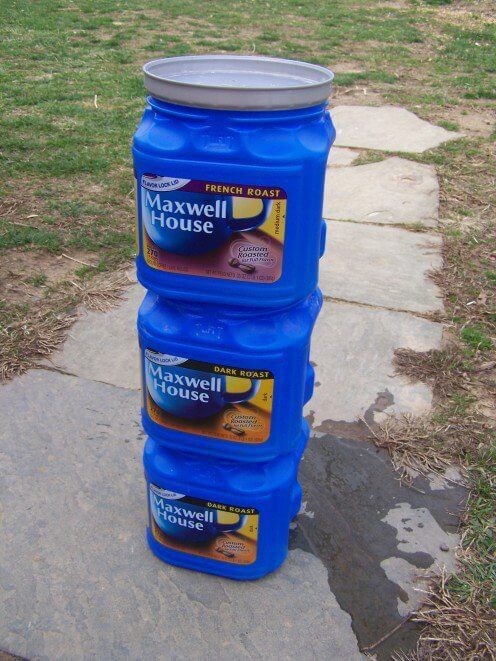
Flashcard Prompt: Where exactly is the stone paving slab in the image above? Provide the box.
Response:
[44,284,144,390]
[0,370,363,661]
[331,105,463,153]
[43,283,444,431]
[323,157,439,227]
[0,369,462,661]
[293,434,464,659]
[328,146,359,167]
[320,220,444,313]
[307,300,443,426]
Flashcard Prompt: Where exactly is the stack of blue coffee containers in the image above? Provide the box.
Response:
[133,55,334,579]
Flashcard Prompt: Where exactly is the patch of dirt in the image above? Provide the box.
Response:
[445,107,495,138]
[0,249,100,306]
[472,380,496,420]
[123,7,330,61]
[414,100,496,139]
[120,7,176,21]
[331,62,365,74]
[0,176,125,232]
[437,1,496,24]
[329,88,387,105]
[377,0,410,7]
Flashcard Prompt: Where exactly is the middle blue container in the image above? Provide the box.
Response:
[138,288,322,462]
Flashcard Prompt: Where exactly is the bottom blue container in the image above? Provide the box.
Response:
[144,421,308,580]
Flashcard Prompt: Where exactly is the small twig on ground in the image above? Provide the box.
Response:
[362,614,413,652]
[60,253,96,267]
[6,220,34,228]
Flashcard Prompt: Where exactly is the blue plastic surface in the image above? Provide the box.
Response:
[144,421,308,579]
[138,289,322,462]
[133,98,334,309]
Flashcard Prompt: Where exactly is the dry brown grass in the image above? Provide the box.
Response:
[410,573,496,660]
[371,338,494,481]
[369,413,471,480]
[398,494,496,661]
[393,346,469,399]
[433,229,495,333]
[0,299,77,381]
[66,269,134,312]
[0,269,133,381]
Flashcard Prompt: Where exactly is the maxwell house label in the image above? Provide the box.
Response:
[144,349,274,444]
[149,484,259,565]
[140,175,287,282]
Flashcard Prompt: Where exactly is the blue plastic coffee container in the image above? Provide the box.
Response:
[133,55,334,309]
[138,289,322,462]
[144,422,308,580]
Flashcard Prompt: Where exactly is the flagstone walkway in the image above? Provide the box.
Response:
[0,106,466,660]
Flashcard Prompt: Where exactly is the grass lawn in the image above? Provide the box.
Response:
[1,0,495,657]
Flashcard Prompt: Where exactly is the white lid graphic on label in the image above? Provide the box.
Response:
[145,349,188,366]
[141,175,190,192]
[150,484,185,500]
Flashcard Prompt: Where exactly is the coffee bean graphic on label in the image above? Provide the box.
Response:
[228,257,256,274]
[223,423,245,437]
[215,546,236,558]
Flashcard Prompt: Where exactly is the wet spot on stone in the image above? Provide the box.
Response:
[292,433,466,659]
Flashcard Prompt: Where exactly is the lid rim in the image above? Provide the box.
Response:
[142,55,333,111]
[145,77,331,93]
[145,94,329,112]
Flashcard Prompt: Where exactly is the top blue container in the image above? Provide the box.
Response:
[133,55,334,309]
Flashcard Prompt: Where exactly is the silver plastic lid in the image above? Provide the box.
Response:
[143,55,333,111]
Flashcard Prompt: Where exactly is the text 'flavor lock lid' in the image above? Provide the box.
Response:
[143,55,333,111]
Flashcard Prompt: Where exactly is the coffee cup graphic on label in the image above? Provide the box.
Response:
[145,349,261,420]
[150,485,247,544]
[142,183,272,256]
